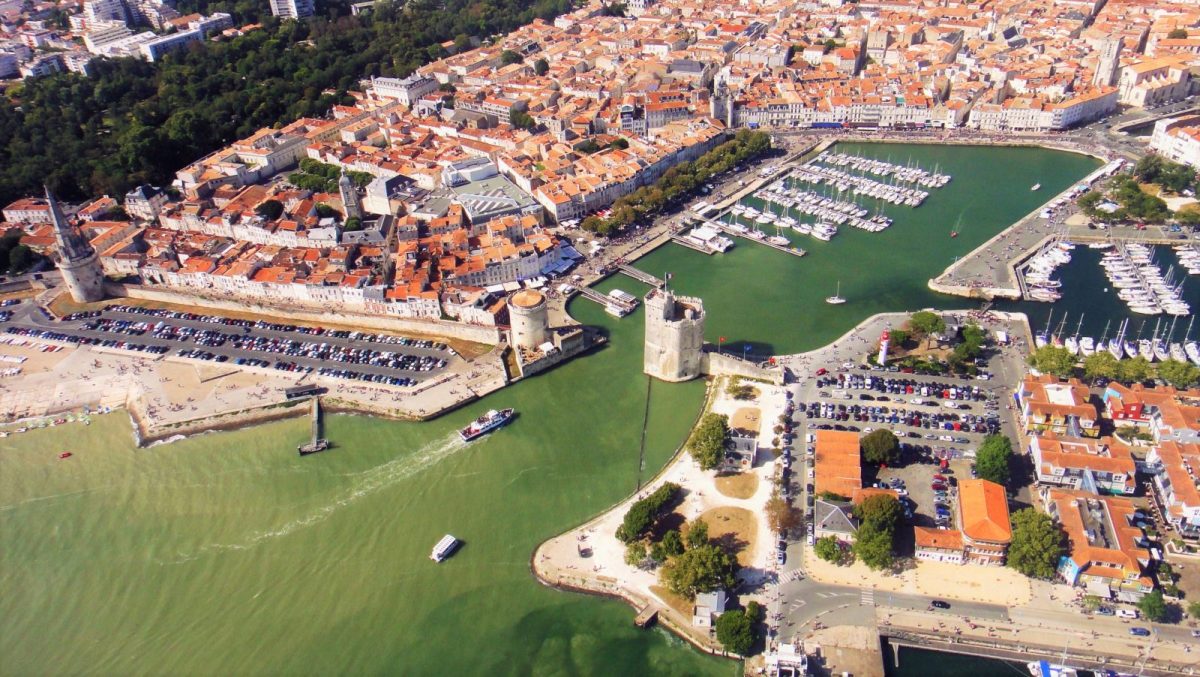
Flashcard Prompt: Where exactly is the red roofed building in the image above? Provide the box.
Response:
[956,479,1011,565]
[914,526,964,564]
[1046,489,1152,602]
[1145,441,1200,539]
[1028,432,1136,495]
[1018,374,1099,438]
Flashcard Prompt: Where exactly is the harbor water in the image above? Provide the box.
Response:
[0,143,1099,675]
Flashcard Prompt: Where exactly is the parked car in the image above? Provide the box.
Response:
[930,600,950,609]
[1129,627,1150,637]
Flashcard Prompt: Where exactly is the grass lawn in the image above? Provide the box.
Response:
[714,471,758,499]
[697,506,757,567]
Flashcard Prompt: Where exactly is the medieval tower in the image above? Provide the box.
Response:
[47,188,105,303]
[643,288,705,382]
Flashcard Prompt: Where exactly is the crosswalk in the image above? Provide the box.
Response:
[781,569,805,583]
[860,589,876,606]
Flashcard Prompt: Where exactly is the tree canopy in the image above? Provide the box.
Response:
[1083,351,1119,381]
[660,543,737,597]
[814,535,847,564]
[975,435,1013,487]
[1007,508,1065,579]
[908,311,945,336]
[860,429,899,466]
[1157,359,1200,389]
[0,0,576,205]
[687,413,729,470]
[715,608,755,655]
[1028,345,1077,378]
[852,494,902,570]
[765,491,802,534]
[615,482,680,543]
[1137,590,1168,622]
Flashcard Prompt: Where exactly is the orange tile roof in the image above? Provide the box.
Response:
[914,526,963,551]
[814,430,862,498]
[958,479,1011,544]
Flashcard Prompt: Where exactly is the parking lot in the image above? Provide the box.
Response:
[1,304,459,388]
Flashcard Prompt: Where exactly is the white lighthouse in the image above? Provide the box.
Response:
[878,329,890,366]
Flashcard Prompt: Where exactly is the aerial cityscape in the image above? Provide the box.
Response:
[3,0,1200,674]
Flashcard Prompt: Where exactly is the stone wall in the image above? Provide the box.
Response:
[702,351,785,384]
[106,283,502,344]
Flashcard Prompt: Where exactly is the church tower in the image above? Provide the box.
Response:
[339,172,363,221]
[47,188,105,303]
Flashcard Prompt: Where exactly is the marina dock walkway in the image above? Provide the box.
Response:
[615,265,664,288]
[573,286,638,313]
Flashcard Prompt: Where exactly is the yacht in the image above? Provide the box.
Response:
[1031,183,1042,191]
[431,534,460,562]
[1079,337,1096,357]
[826,281,847,305]
[1027,661,1078,677]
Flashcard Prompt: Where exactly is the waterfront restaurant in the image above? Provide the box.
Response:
[956,479,1012,565]
[1047,488,1152,602]
[1017,374,1099,438]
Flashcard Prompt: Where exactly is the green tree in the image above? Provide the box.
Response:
[1168,28,1189,39]
[909,311,945,337]
[855,493,902,531]
[573,139,601,154]
[1156,359,1200,389]
[609,137,629,150]
[975,435,1013,487]
[509,109,535,129]
[1008,508,1065,579]
[255,199,284,220]
[1028,345,1077,378]
[765,491,802,534]
[660,529,685,557]
[860,429,899,465]
[533,57,549,75]
[889,328,910,347]
[814,535,843,563]
[1137,590,1167,622]
[687,413,729,470]
[8,244,35,273]
[499,49,523,65]
[660,544,737,597]
[1083,351,1119,381]
[343,217,363,231]
[853,525,894,570]
[686,519,709,550]
[1188,600,1200,619]
[615,482,680,543]
[715,608,754,655]
[1116,356,1153,384]
[625,540,647,566]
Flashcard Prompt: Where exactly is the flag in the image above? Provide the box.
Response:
[665,272,673,281]
[719,336,726,343]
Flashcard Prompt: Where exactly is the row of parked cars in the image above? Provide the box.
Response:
[5,326,169,354]
[815,373,992,402]
[96,305,453,353]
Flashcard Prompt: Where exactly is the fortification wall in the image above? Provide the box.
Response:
[106,283,502,344]
[702,352,785,385]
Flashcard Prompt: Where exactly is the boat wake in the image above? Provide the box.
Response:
[167,432,473,562]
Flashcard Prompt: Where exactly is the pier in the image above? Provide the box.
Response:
[633,605,660,628]
[298,396,330,455]
[574,286,639,313]
[698,217,807,258]
[615,265,665,288]
[669,234,715,255]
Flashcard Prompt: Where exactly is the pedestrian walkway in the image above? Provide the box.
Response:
[860,589,875,607]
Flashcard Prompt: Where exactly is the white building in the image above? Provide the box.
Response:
[1150,114,1200,169]
[269,0,314,19]
[369,74,439,107]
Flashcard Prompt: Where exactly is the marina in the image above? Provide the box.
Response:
[0,142,1102,677]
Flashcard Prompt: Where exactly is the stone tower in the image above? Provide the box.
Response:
[46,188,105,303]
[508,289,549,350]
[644,288,705,382]
[1093,37,1123,88]
[339,172,363,221]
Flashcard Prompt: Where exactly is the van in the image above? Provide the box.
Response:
[1116,608,1139,619]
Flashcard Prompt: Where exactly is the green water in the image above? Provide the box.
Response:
[0,143,1098,675]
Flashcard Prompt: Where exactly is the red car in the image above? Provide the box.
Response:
[933,474,947,482]
[931,483,947,491]
[815,368,828,376]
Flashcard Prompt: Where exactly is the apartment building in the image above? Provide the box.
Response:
[1047,489,1153,602]
[1150,114,1200,168]
[1028,432,1136,495]
[1018,374,1101,438]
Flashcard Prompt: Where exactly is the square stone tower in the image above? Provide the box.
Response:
[643,288,705,382]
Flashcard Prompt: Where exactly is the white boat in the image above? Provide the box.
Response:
[1027,661,1079,677]
[826,281,846,305]
[1031,183,1042,191]
[1186,341,1200,366]
[1170,343,1188,362]
[1064,336,1079,355]
[1079,337,1096,356]
[459,408,516,441]
[431,534,460,562]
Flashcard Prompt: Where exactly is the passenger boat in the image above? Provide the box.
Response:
[458,408,516,442]
[430,534,460,562]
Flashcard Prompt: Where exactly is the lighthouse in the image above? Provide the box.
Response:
[878,329,890,366]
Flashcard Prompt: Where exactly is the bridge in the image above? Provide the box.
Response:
[574,286,639,313]
[615,265,665,288]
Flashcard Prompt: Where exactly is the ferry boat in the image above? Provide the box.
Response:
[430,534,460,562]
[458,408,516,442]
[1027,661,1078,677]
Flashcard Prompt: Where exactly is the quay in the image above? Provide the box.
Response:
[633,605,660,628]
[298,396,331,455]
[615,264,665,288]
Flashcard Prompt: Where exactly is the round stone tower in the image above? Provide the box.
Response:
[46,188,105,304]
[508,289,549,350]
[643,288,705,382]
